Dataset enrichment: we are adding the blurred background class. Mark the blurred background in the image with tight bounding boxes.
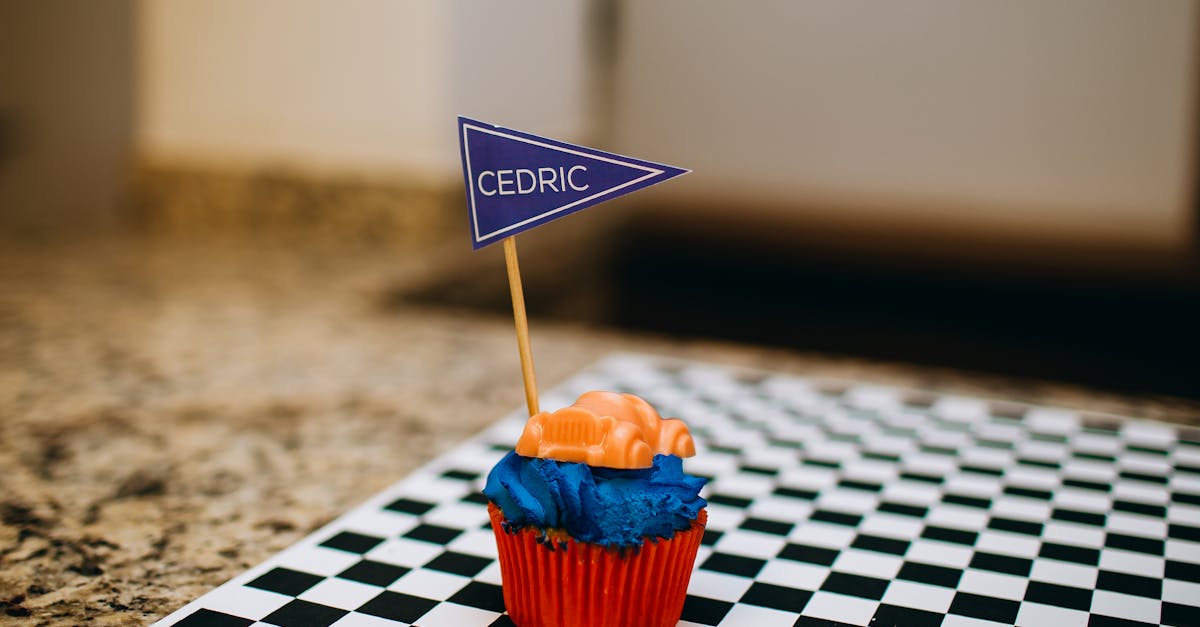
[2,0,1197,397]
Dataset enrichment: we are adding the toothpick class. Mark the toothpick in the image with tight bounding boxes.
[502,236,539,416]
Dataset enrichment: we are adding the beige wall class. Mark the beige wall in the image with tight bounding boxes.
[138,0,1199,250]
[137,0,594,180]
[614,0,1198,250]
[138,0,449,178]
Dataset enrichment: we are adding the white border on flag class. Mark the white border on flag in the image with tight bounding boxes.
[463,124,664,244]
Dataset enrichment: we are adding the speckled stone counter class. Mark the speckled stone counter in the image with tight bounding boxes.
[1,235,1196,626]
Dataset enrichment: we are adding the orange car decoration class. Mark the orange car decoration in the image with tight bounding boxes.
[515,391,696,469]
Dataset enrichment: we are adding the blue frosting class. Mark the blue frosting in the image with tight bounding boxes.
[483,452,707,548]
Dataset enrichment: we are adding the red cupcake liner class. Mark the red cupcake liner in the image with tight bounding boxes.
[488,503,707,627]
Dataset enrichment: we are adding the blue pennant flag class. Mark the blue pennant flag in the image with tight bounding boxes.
[458,116,688,249]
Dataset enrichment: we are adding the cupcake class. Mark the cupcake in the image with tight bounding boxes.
[483,391,708,627]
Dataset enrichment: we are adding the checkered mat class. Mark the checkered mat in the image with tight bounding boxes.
[153,354,1200,627]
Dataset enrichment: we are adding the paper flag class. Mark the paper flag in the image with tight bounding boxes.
[458,116,688,249]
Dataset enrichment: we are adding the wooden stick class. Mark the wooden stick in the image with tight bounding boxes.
[502,236,539,416]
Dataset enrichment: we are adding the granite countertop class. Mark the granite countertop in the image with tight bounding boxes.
[1,235,1196,626]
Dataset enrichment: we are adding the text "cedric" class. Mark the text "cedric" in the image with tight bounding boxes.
[478,166,588,197]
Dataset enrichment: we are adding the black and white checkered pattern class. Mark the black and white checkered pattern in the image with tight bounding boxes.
[153,353,1200,627]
